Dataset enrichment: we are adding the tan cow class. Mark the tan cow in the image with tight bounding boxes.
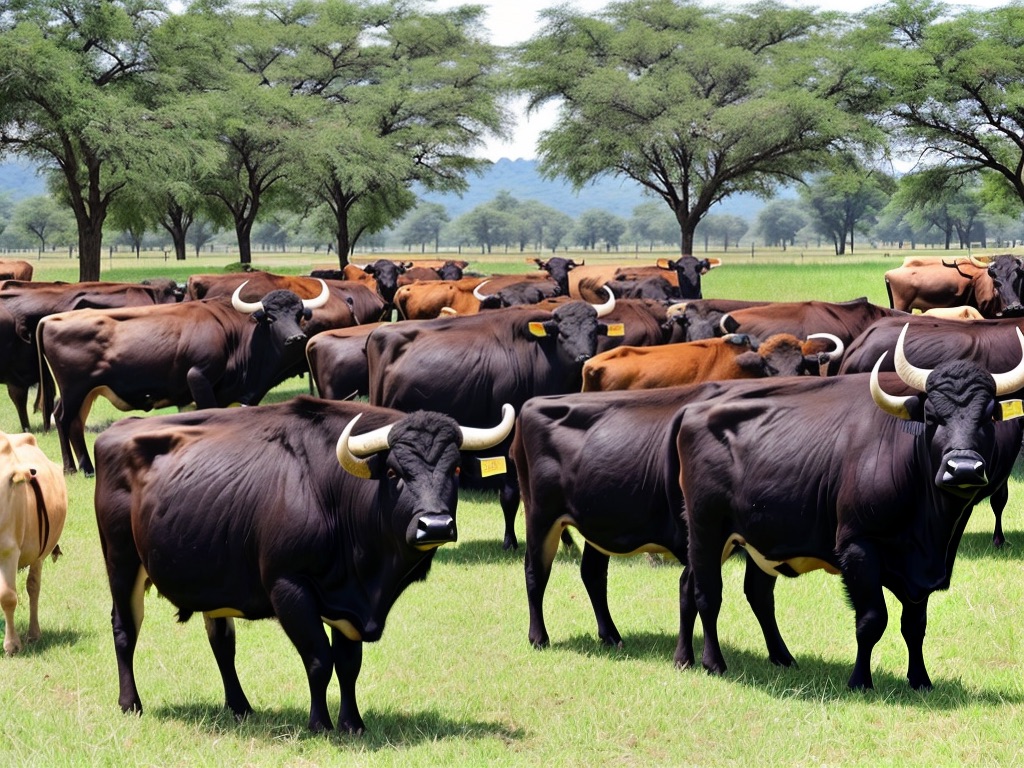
[581,332,843,392]
[0,431,66,655]
[0,259,33,282]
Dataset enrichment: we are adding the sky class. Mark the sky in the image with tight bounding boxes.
[429,0,1009,162]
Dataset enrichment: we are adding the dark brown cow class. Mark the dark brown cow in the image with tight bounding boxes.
[306,322,387,401]
[572,257,722,302]
[38,281,331,474]
[93,397,514,734]
[0,281,182,432]
[581,333,844,392]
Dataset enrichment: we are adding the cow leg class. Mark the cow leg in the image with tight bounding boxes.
[203,616,253,720]
[269,579,334,732]
[499,474,521,550]
[25,558,43,643]
[7,382,31,432]
[990,481,1009,548]
[53,399,78,474]
[675,565,698,669]
[839,540,886,690]
[900,597,933,691]
[524,518,566,649]
[109,565,148,713]
[742,558,794,668]
[690,551,727,675]
[0,551,22,655]
[186,368,219,410]
[579,543,622,647]
[331,628,365,735]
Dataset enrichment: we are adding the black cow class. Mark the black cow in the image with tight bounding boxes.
[345,260,412,312]
[662,299,774,343]
[0,280,183,432]
[93,396,514,734]
[473,278,564,308]
[674,325,1024,689]
[368,289,666,549]
[841,314,1024,547]
[512,387,794,666]
[38,281,330,475]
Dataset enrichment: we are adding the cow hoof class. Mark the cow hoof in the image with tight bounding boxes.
[529,637,550,650]
[674,656,695,670]
[502,537,518,551]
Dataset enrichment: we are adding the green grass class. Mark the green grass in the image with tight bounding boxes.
[2,252,1024,765]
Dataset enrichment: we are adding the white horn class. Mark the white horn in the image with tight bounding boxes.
[807,332,845,362]
[592,285,616,318]
[870,352,914,420]
[991,327,1024,396]
[231,281,263,315]
[335,414,393,479]
[472,280,492,301]
[459,403,515,451]
[302,278,330,310]
[893,323,931,392]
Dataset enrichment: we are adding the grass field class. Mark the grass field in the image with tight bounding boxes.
[2,247,1024,765]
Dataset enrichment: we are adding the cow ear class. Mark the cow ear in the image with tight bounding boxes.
[302,308,313,320]
[721,316,740,334]
[598,322,625,337]
[734,351,764,373]
[252,309,267,323]
[528,320,558,338]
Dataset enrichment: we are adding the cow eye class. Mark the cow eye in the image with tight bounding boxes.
[386,468,398,479]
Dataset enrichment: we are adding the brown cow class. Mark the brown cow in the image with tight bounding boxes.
[0,259,33,282]
[581,333,843,392]
[306,322,387,401]
[883,254,1024,317]
[0,431,66,655]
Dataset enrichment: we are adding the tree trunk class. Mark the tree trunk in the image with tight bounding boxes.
[78,223,103,282]
[235,217,254,265]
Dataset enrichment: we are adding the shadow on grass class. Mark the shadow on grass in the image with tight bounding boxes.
[546,630,1023,710]
[150,702,525,750]
[954,531,1023,560]
[5,627,87,654]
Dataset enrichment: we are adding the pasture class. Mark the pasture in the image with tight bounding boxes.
[3,247,1024,765]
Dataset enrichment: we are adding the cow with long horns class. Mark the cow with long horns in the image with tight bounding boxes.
[38,281,330,475]
[674,324,1024,689]
[884,254,1024,318]
[93,397,514,734]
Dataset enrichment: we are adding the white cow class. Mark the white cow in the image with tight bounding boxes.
[0,431,67,655]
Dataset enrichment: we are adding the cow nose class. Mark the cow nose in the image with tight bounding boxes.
[412,513,457,549]
[940,455,988,488]
[285,332,307,347]
[575,354,590,363]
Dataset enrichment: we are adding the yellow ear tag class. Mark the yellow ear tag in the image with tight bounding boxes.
[478,456,507,477]
[998,400,1024,421]
[605,323,625,337]
[528,322,547,337]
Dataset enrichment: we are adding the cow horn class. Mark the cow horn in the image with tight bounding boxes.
[231,281,263,315]
[870,352,914,420]
[665,302,688,318]
[719,313,732,335]
[991,327,1024,396]
[592,285,616,318]
[472,280,492,301]
[893,323,931,392]
[459,403,515,451]
[807,332,845,362]
[336,414,393,479]
[302,278,331,310]
[968,254,993,268]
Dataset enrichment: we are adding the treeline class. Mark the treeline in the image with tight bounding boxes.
[3,1,1024,279]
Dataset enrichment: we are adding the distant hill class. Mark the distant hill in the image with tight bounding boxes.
[0,155,772,222]
[0,157,47,200]
[417,158,769,222]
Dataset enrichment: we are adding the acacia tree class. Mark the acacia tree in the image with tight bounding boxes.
[859,2,1024,211]
[268,0,507,266]
[756,200,806,250]
[514,0,871,255]
[888,170,986,250]
[799,161,895,254]
[0,0,166,281]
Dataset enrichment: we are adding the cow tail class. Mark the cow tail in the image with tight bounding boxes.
[884,277,895,310]
[29,473,53,558]
[36,316,57,432]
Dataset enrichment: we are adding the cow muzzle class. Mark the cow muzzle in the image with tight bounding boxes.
[937,450,988,490]
[285,332,308,347]
[410,513,458,550]
[998,303,1024,318]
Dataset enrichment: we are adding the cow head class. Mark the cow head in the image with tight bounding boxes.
[970,254,1024,317]
[532,256,580,296]
[437,261,466,281]
[657,256,721,299]
[231,279,330,347]
[733,332,845,377]
[526,288,617,364]
[336,404,515,549]
[664,302,723,342]
[355,260,411,305]
[870,323,1024,494]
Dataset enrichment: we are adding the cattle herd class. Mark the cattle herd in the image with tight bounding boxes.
[2,252,1024,735]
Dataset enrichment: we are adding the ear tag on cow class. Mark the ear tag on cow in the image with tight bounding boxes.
[997,400,1024,421]
[478,456,507,477]
[528,322,547,337]
[605,323,625,337]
